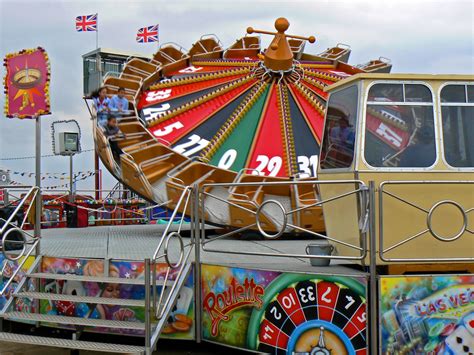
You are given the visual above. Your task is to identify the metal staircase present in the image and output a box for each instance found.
[0,186,196,354]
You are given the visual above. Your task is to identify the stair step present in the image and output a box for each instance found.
[3,312,145,330]
[28,272,164,285]
[15,292,145,307]
[0,332,144,353]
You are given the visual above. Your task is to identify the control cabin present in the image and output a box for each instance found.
[317,73,473,266]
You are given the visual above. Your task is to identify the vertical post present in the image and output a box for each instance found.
[368,181,378,354]
[69,154,74,203]
[34,116,42,323]
[144,258,151,354]
[34,117,41,252]
[193,184,201,343]
[95,14,102,88]
[95,154,100,200]
[95,13,101,201]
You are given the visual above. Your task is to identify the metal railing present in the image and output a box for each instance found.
[197,179,369,261]
[144,186,196,353]
[151,186,194,318]
[379,180,474,262]
[0,186,41,297]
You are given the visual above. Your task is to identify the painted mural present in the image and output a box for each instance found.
[380,275,474,354]
[201,264,368,354]
[0,253,36,313]
[38,257,194,339]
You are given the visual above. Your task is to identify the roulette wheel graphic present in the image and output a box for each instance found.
[246,274,367,354]
[100,18,391,233]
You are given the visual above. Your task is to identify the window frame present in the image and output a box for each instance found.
[438,81,474,171]
[360,80,439,171]
[319,82,362,172]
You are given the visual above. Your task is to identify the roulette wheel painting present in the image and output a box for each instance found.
[247,273,367,355]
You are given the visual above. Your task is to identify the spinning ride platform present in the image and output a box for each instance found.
[1,17,472,355]
[95,18,391,236]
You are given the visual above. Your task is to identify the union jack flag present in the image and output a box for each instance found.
[136,25,159,43]
[75,14,97,32]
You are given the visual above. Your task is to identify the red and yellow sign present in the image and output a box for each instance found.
[3,47,51,119]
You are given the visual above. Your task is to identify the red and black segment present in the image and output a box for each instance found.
[247,274,367,355]
[134,58,354,179]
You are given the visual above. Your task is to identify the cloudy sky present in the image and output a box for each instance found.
[0,0,473,191]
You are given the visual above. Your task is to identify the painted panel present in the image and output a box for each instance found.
[37,257,194,339]
[247,85,287,177]
[209,86,269,171]
[0,254,36,312]
[171,90,249,158]
[148,81,254,144]
[380,275,474,354]
[137,74,244,110]
[201,264,368,354]
[287,88,320,178]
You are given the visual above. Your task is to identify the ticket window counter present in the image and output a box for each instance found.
[317,74,474,265]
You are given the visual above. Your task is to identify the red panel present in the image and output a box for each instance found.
[349,303,367,333]
[301,80,328,100]
[166,65,237,76]
[259,319,289,349]
[149,81,255,144]
[343,319,360,339]
[366,114,410,150]
[317,281,340,322]
[356,349,368,355]
[276,288,306,326]
[137,74,245,110]
[247,85,287,177]
[288,85,324,142]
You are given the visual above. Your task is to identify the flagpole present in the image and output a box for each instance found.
[94,12,101,200]
[96,13,100,85]
[157,24,160,53]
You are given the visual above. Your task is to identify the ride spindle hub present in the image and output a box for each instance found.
[247,17,316,72]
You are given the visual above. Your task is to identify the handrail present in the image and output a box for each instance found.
[0,237,40,296]
[198,179,369,261]
[0,186,39,236]
[151,186,194,320]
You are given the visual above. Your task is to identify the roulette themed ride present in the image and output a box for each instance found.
[0,17,473,355]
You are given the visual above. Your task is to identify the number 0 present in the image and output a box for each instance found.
[218,149,237,169]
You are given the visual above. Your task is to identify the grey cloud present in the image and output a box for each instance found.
[1,0,472,190]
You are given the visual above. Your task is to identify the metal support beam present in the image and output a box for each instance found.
[193,184,202,343]
[69,154,74,203]
[144,258,151,355]
[34,117,41,253]
[368,181,378,354]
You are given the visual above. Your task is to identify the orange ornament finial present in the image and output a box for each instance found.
[247,17,316,72]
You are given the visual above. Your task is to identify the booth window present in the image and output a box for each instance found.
[364,83,436,168]
[320,85,359,169]
[441,84,474,168]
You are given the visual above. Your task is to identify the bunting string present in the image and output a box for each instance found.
[4,169,98,180]
[0,148,94,161]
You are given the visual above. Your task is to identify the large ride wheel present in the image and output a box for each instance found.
[97,18,391,236]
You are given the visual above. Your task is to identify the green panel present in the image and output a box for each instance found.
[209,86,270,172]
